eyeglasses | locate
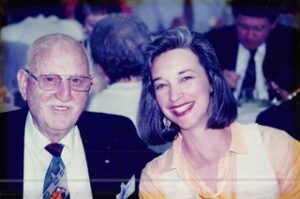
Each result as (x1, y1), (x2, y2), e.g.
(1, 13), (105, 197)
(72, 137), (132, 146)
(237, 22), (268, 33)
(25, 69), (92, 92)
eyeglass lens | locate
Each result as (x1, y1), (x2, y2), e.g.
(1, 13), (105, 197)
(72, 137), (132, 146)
(39, 75), (92, 91)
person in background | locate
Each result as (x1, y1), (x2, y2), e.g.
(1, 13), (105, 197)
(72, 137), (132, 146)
(129, 0), (232, 34)
(138, 27), (300, 198)
(256, 88), (300, 141)
(74, 0), (121, 37)
(205, 0), (299, 103)
(0, 7), (17, 112)
(0, 33), (155, 198)
(0, 42), (19, 112)
(74, 0), (122, 94)
(86, 13), (170, 154)
(86, 13), (147, 129)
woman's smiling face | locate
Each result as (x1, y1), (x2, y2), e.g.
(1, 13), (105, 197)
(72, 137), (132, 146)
(152, 48), (212, 132)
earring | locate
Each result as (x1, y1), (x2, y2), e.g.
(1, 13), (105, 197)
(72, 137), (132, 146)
(163, 117), (171, 130)
(210, 88), (214, 97)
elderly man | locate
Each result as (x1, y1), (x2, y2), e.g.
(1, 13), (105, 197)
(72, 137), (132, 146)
(0, 33), (155, 198)
(205, 0), (299, 102)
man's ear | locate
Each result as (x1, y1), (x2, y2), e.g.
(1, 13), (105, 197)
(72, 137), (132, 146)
(17, 69), (28, 101)
(96, 64), (110, 82)
(88, 73), (95, 95)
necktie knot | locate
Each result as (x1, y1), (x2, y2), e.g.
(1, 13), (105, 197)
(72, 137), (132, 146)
(249, 48), (257, 57)
(43, 143), (69, 199)
(45, 143), (64, 157)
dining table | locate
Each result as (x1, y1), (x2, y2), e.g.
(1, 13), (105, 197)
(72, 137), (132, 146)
(237, 99), (272, 124)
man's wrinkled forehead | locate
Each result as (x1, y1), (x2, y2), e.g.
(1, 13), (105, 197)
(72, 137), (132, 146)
(27, 35), (88, 70)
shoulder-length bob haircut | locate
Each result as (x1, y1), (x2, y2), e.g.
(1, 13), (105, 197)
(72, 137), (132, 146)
(138, 27), (237, 145)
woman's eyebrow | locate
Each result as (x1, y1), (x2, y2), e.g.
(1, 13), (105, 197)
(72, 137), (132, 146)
(153, 77), (162, 82)
(153, 69), (196, 82)
(178, 69), (195, 75)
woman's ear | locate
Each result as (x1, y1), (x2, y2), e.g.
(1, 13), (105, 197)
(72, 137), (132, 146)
(17, 69), (28, 101)
(209, 86), (214, 98)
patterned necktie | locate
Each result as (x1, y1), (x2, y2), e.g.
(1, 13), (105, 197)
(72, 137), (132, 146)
(240, 48), (257, 100)
(43, 143), (70, 199)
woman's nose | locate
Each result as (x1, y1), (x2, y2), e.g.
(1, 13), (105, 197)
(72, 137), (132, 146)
(169, 85), (183, 102)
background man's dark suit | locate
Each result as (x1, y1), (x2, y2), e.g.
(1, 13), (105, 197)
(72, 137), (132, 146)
(205, 24), (299, 94)
(256, 93), (300, 141)
(0, 107), (157, 198)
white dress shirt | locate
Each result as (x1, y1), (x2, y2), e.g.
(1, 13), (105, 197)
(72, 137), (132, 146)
(86, 81), (142, 131)
(23, 112), (92, 199)
(234, 43), (269, 100)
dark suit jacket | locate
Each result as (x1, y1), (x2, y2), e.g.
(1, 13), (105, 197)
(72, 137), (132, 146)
(0, 107), (157, 198)
(205, 24), (299, 95)
(256, 93), (300, 141)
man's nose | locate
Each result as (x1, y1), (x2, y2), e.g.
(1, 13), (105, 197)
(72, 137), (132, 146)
(55, 80), (72, 102)
(245, 29), (256, 40)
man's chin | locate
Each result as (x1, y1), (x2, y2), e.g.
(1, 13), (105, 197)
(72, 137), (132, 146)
(243, 43), (259, 50)
(48, 122), (73, 134)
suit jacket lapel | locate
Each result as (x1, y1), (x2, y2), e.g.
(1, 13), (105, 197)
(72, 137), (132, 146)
(76, 112), (99, 195)
(3, 108), (27, 195)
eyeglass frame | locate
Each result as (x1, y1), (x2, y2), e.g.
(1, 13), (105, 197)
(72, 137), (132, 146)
(236, 21), (270, 33)
(24, 69), (93, 92)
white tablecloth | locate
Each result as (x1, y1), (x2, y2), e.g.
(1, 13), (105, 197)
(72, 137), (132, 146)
(237, 101), (270, 124)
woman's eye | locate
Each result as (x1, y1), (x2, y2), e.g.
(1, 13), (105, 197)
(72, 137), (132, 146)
(181, 76), (194, 81)
(155, 83), (166, 90)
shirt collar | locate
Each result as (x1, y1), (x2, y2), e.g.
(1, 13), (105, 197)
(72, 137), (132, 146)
(229, 122), (248, 154)
(160, 122), (248, 172)
(239, 42), (266, 58)
(24, 112), (77, 156)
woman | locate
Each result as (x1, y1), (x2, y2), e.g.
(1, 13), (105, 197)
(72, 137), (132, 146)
(138, 27), (300, 198)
